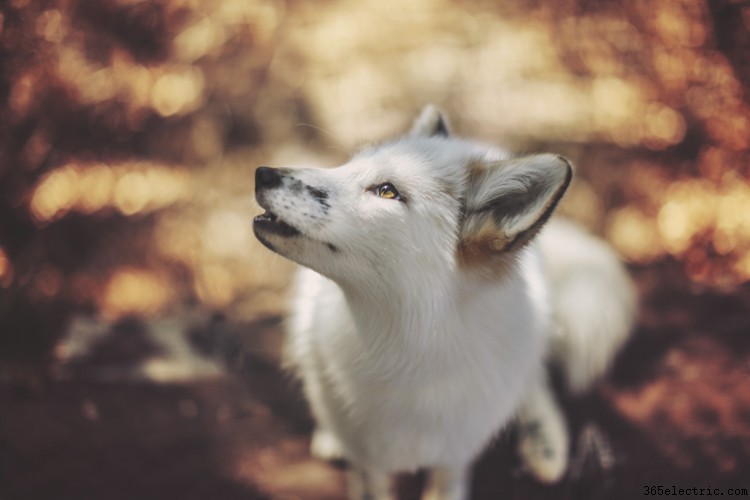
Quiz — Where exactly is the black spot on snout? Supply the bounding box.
[325,242,338,253]
[307,186,330,208]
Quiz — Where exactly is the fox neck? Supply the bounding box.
[339,265,456,349]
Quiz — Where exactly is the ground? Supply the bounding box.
[2,262,750,499]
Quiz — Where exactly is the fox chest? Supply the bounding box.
[321,343,533,470]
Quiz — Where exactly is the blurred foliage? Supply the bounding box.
[1,0,750,363]
[0,0,285,361]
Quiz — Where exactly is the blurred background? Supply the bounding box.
[1,0,750,498]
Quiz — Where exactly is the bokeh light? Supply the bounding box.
[30,162,191,223]
[102,268,174,318]
[0,247,12,288]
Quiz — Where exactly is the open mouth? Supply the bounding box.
[253,210,300,237]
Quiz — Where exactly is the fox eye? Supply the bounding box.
[372,182,402,201]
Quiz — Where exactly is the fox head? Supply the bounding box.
[253,106,572,290]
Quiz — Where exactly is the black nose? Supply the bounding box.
[256,166,282,190]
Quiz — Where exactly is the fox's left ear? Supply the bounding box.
[410,105,450,137]
[458,154,573,269]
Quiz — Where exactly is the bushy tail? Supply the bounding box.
[538,219,637,394]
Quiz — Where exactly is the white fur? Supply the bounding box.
[253,107,636,499]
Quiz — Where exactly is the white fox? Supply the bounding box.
[252,106,636,500]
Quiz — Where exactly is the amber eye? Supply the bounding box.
[373,183,402,200]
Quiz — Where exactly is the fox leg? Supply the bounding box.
[423,465,470,500]
[517,376,569,483]
[347,466,393,500]
[311,427,346,461]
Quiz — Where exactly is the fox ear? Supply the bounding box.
[458,154,572,269]
[410,105,450,137]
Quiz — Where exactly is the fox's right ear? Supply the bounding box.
[410,105,450,137]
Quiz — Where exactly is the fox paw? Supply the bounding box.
[518,419,568,483]
[311,428,345,462]
[423,467,469,500]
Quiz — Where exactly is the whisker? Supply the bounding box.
[295,123,348,153]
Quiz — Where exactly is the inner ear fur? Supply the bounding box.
[410,105,450,137]
[457,154,573,269]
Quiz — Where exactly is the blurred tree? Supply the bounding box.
[0,0,275,363]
